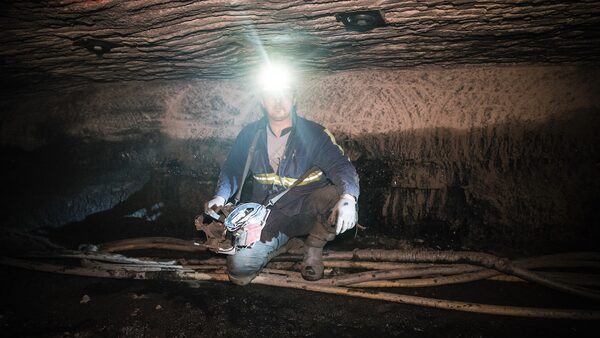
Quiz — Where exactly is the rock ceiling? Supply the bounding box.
[1,0,599,92]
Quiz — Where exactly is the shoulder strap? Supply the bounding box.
[233,130,260,204]
[265,166,319,207]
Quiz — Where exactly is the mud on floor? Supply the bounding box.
[2,264,599,338]
[1,224,599,337]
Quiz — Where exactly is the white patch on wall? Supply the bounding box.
[162,79,261,139]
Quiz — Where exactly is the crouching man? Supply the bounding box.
[204,63,359,285]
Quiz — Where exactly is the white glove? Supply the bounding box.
[330,194,358,235]
[205,196,225,212]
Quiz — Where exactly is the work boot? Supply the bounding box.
[301,246,324,281]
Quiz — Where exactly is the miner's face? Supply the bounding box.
[261,90,296,122]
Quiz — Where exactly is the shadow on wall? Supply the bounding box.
[46,169,217,249]
[1,108,598,252]
[345,107,600,251]
[0,132,229,230]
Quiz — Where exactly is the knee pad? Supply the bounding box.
[228,272,257,286]
[226,253,263,285]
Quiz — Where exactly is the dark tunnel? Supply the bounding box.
[1,1,600,337]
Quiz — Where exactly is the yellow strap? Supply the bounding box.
[324,128,344,155]
[254,170,324,187]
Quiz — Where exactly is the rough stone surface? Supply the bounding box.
[1,65,598,250]
[3,65,598,144]
[1,1,599,93]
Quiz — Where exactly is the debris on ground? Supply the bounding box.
[79,295,90,304]
[130,293,148,300]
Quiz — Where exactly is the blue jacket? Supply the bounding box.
[215,114,360,216]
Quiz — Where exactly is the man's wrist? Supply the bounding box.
[211,195,226,204]
[340,193,357,203]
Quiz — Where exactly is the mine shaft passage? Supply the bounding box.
[1,1,599,337]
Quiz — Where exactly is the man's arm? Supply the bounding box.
[312,128,360,200]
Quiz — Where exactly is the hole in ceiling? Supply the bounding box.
[335,10,386,32]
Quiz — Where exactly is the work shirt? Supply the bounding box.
[266,125,291,173]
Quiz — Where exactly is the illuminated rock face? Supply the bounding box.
[1,65,599,250]
[4,66,597,144]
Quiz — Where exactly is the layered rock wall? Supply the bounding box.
[1,64,598,249]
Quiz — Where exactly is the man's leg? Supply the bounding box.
[226,230,289,286]
[299,185,340,281]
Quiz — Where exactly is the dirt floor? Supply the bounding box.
[2,264,599,337]
[1,205,599,337]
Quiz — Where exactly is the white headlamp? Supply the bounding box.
[257,62,294,93]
